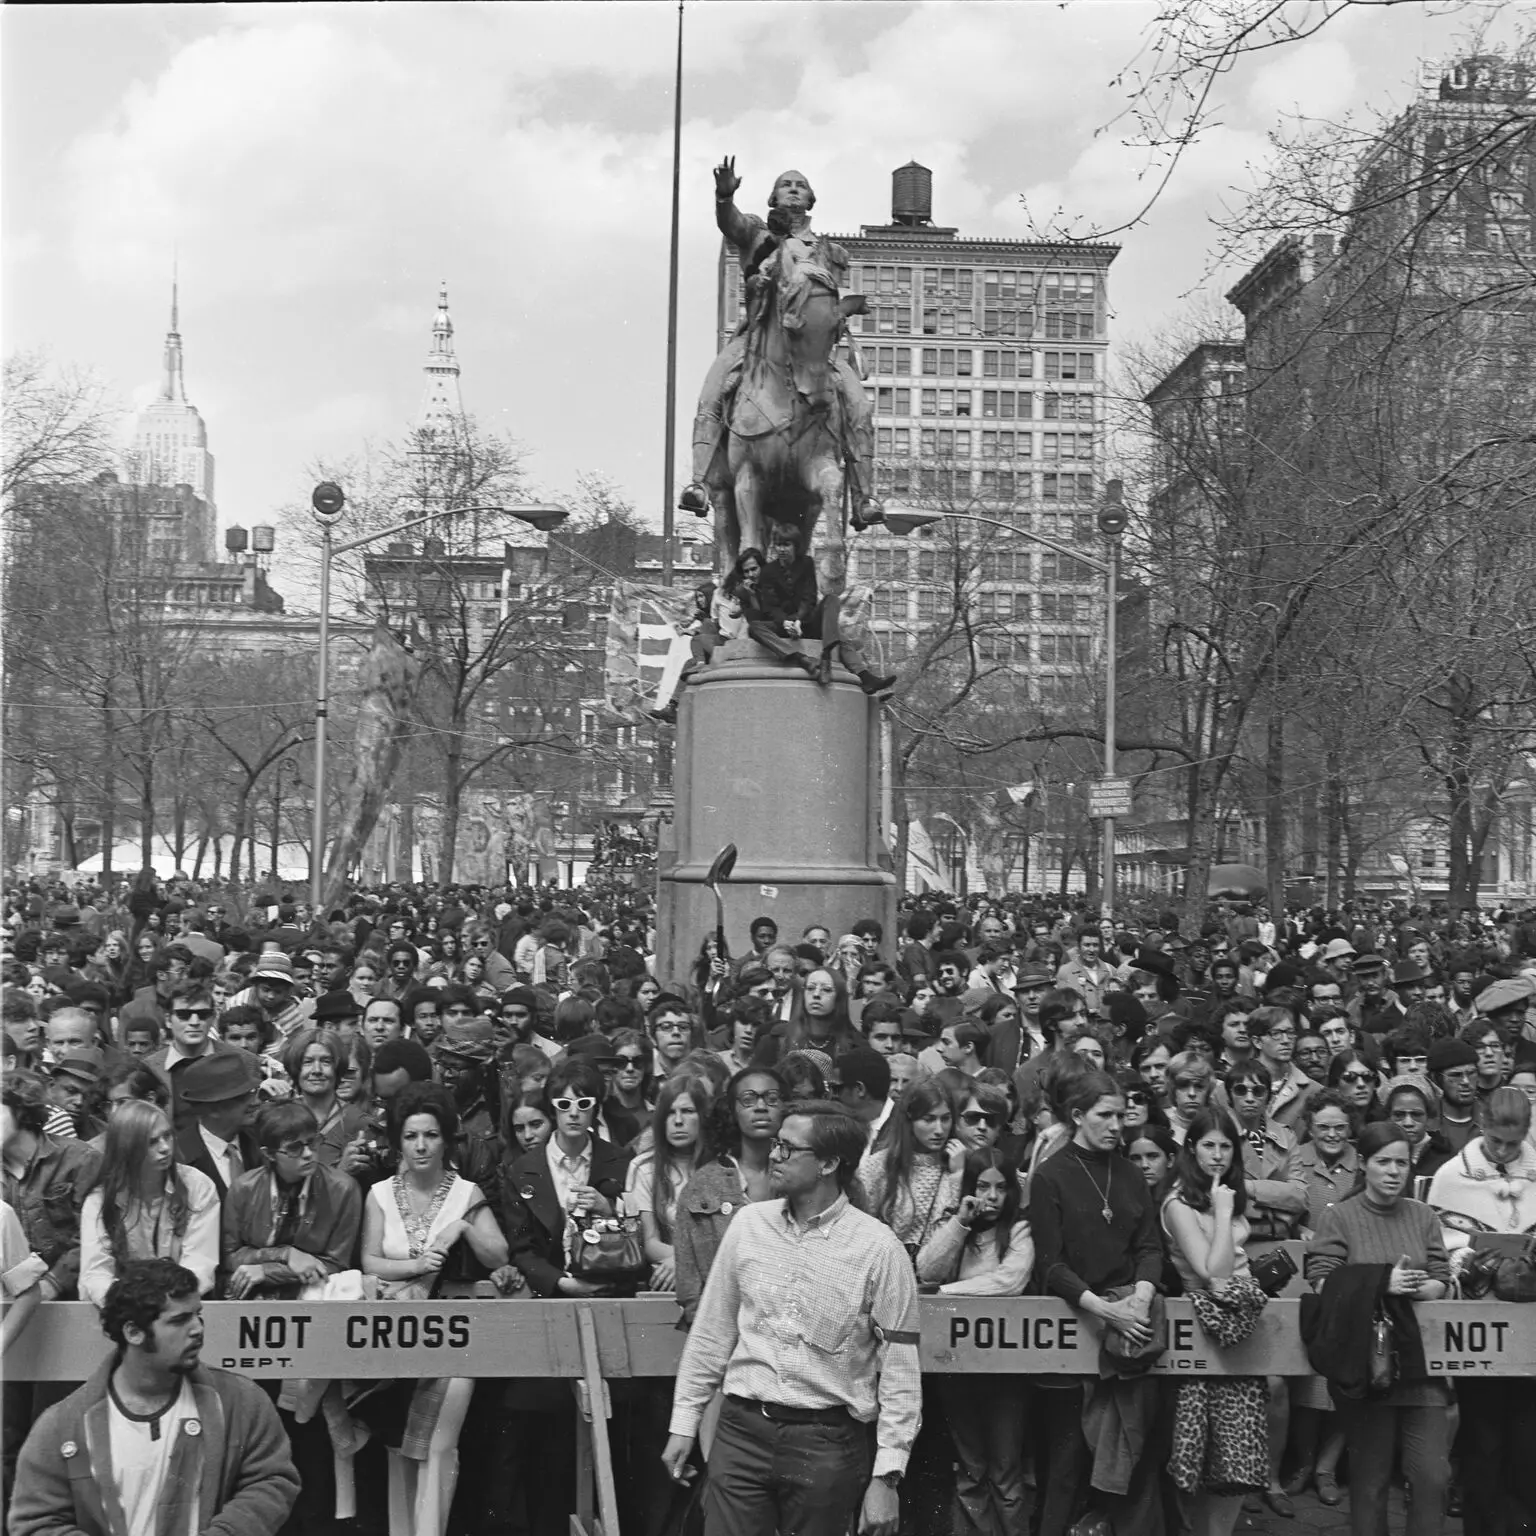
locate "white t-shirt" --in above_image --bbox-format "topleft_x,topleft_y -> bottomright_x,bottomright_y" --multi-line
108,1376 -> 200,1536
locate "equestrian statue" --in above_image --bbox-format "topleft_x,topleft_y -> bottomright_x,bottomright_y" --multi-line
679,159 -> 878,604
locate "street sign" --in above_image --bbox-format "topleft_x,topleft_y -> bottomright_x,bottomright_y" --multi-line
1088,777 -> 1132,818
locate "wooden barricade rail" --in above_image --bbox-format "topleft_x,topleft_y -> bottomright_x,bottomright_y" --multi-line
6,1296 -> 1532,1381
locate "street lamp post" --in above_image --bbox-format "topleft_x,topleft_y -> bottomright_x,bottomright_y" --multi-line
885,482 -> 1128,916
306,485 -> 569,908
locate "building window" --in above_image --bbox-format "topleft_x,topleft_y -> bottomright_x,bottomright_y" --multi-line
894,428 -> 910,454
923,309 -> 939,334
955,430 -> 971,457
939,349 -> 956,377
955,389 -> 972,417
938,389 -> 954,418
921,389 -> 937,416
895,387 -> 911,415
922,349 -> 939,375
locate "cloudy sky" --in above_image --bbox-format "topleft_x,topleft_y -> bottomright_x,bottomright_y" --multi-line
2,1 -> 1514,571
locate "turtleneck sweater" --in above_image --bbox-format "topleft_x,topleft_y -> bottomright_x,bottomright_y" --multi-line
1028,1140 -> 1163,1304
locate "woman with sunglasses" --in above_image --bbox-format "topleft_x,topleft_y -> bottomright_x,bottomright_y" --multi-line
916,1147 -> 1033,1536
1326,1050 -> 1384,1124
1167,1052 -> 1215,1144
673,1066 -> 789,1324
625,1072 -> 716,1293
1305,1122 -> 1450,1536
503,1058 -> 631,1297
1114,1070 -> 1168,1141
602,1028 -> 655,1150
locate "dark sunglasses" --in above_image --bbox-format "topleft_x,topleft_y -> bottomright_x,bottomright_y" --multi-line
172,1007 -> 214,1021
1123,1091 -> 1149,1106
1339,1070 -> 1375,1085
960,1110 -> 1001,1127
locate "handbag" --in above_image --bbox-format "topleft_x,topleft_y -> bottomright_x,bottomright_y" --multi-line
569,1212 -> 648,1281
1250,1246 -> 1299,1298
1368,1309 -> 1398,1394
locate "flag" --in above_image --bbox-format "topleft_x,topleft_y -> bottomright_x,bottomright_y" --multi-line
604,579 -> 704,721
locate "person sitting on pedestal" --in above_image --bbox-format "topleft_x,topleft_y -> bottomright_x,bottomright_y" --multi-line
747,528 -> 895,696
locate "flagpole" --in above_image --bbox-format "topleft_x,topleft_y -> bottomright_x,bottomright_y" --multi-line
661,0 -> 684,586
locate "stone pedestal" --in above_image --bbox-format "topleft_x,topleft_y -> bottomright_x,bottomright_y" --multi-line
654,638 -> 897,986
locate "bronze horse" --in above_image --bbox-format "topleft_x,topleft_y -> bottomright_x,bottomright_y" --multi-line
708,261 -> 860,602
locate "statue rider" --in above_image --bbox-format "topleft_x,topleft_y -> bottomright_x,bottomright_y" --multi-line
678,160 -> 878,531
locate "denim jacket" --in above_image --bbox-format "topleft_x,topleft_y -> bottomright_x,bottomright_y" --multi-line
1,1134 -> 99,1298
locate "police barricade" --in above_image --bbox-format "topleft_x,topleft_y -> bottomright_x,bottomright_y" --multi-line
11,1297 -> 1529,1536
8,1296 -> 1533,1381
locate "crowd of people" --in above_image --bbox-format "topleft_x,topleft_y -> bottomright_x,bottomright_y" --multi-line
3,871 -> 1536,1536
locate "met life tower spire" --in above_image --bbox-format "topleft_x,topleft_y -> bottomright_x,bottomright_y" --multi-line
417,284 -> 465,432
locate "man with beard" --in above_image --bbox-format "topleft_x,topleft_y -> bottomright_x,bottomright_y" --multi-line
9,1259 -> 298,1536
1428,1037 -> 1482,1153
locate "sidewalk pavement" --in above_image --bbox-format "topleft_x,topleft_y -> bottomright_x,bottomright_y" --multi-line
1237,1485 -> 1463,1536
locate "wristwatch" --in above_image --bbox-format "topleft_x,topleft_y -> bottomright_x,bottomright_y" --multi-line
877,1471 -> 903,1488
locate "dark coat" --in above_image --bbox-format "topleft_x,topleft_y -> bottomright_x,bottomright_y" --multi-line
1299,1263 -> 1429,1401
501,1137 -> 631,1297
175,1120 -> 262,1203
757,555 -> 819,631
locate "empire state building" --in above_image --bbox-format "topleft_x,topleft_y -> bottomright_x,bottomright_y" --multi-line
126,275 -> 217,562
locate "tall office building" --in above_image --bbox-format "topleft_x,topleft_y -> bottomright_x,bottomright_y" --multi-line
717,162 -> 1118,690
124,274 -> 217,562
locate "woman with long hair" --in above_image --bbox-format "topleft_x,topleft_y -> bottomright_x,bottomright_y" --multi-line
125,930 -> 161,997
625,1072 -> 715,1292
857,1079 -> 963,1251
1162,1107 -> 1271,1536
86,929 -> 135,1009
763,966 -> 861,1064
1028,1070 -> 1166,1536
1305,1121 -> 1450,1536
687,932 -> 733,1018
361,1081 -> 512,1536
917,1147 -> 1034,1536
79,1100 -> 219,1305
1125,1123 -> 1180,1205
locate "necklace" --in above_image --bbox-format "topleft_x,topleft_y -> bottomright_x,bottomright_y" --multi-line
1075,1148 -> 1114,1223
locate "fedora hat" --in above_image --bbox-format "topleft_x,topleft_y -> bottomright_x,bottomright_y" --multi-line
313,989 -> 363,1023
179,1050 -> 260,1103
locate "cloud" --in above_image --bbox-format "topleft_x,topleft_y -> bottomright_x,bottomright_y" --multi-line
1247,36 -> 1359,121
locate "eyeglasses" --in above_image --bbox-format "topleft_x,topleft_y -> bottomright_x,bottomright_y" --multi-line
550,1096 -> 597,1113
770,1138 -> 818,1161
472,940 -> 493,948
1263,1028 -> 1297,1041
172,1007 -> 213,1021
614,1053 -> 645,1068
1339,1071 -> 1375,1085
736,1090 -> 783,1108
1230,1084 -> 1267,1098
960,1110 -> 1001,1127
1123,1091 -> 1149,1106
1440,1068 -> 1477,1082
276,1138 -> 319,1157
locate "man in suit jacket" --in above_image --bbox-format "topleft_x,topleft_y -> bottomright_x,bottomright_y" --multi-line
174,1052 -> 261,1202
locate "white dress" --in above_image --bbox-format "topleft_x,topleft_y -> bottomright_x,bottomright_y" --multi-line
368,1173 -> 482,1266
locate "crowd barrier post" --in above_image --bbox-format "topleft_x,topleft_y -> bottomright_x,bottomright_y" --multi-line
572,1304 -> 622,1536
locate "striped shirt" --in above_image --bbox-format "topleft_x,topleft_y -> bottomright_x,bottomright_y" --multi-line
668,1195 -> 922,1477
